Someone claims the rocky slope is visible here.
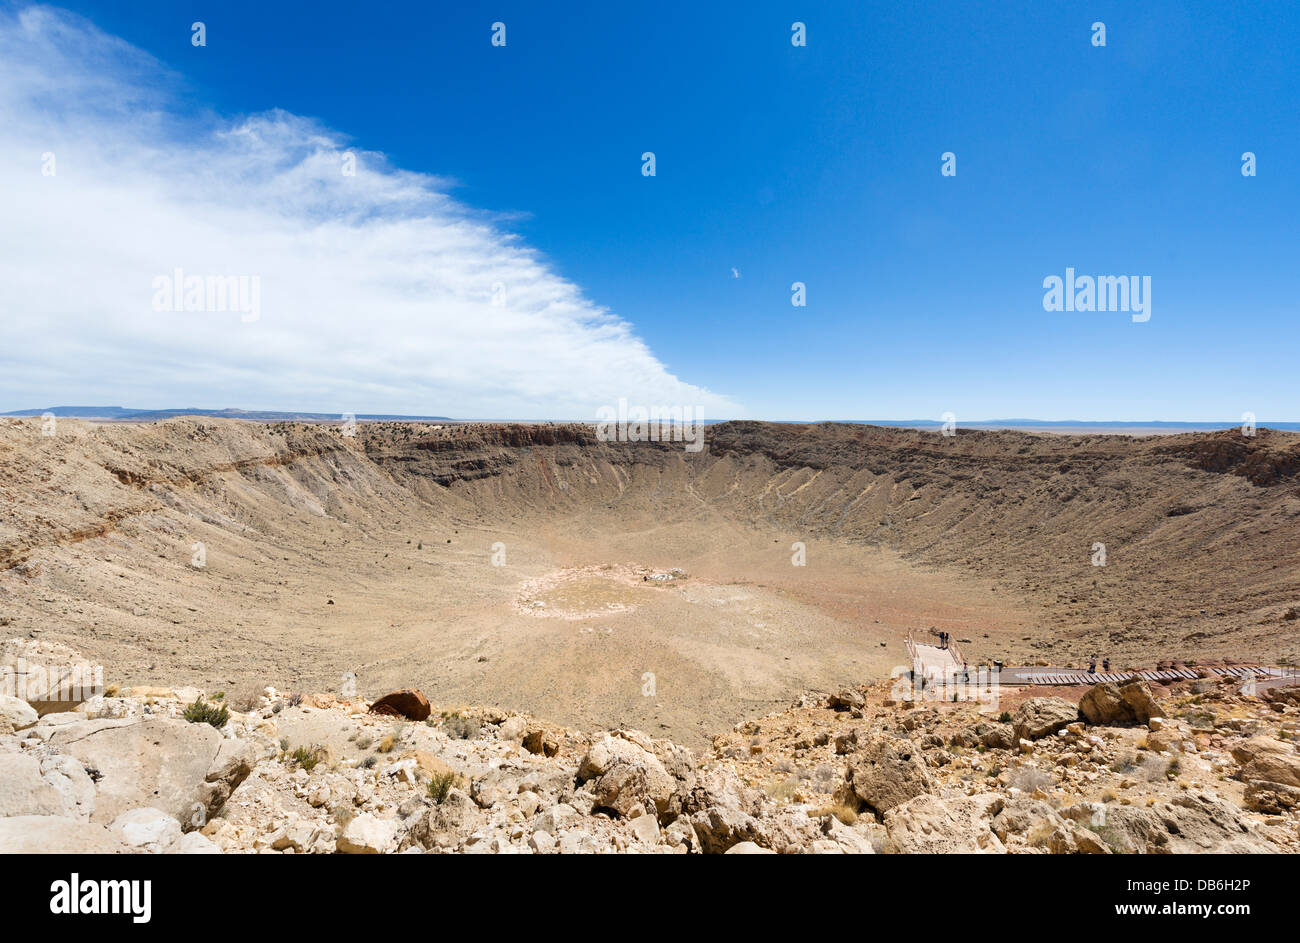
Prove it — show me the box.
[3,639,1298,854]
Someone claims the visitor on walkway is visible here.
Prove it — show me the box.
[1102,658,1110,672]
[1088,655,1097,673]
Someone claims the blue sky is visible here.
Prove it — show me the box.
[5,1,1298,420]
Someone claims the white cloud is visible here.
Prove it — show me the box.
[0,6,738,419]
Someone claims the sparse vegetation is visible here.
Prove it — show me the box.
[229,682,266,713]
[290,745,323,771]
[809,800,858,826]
[427,771,456,803]
[183,697,229,728]
[441,712,479,740]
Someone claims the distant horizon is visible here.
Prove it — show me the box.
[5,404,1298,430]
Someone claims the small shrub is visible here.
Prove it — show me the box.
[360,755,377,769]
[442,712,479,740]
[291,745,322,771]
[427,771,456,804]
[1137,755,1170,782]
[808,801,858,826]
[764,778,799,801]
[183,697,229,729]
[229,682,266,713]
[998,711,1012,724]
[377,735,396,753]
[1027,821,1055,848]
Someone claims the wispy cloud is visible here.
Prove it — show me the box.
[0,6,738,419]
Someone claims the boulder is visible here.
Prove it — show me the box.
[497,715,528,742]
[1243,779,1300,815]
[0,637,100,714]
[0,694,38,731]
[828,689,865,712]
[0,815,132,853]
[724,841,775,854]
[1100,792,1276,854]
[400,750,457,782]
[629,811,661,845]
[820,814,875,854]
[47,718,253,826]
[883,794,1006,853]
[0,753,71,817]
[577,733,676,820]
[1012,697,1078,741]
[38,754,97,819]
[403,789,486,851]
[1232,738,1300,812]
[110,808,183,853]
[1240,749,1300,789]
[844,737,933,815]
[337,813,397,854]
[171,831,222,854]
[683,769,766,854]
[523,727,560,757]
[951,720,1016,750]
[367,689,431,721]
[1079,679,1162,726]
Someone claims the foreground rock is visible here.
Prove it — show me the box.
[45,718,253,826]
[1012,697,1078,741]
[0,640,1295,855]
[843,738,933,816]
[1079,679,1163,726]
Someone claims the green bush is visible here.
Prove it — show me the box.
[427,771,456,804]
[291,745,322,771]
[183,697,229,728]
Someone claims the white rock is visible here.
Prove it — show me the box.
[171,831,222,854]
[630,812,661,845]
[0,753,69,816]
[536,802,578,834]
[0,694,38,731]
[498,715,528,742]
[724,841,775,854]
[0,815,131,853]
[111,808,183,853]
[337,813,396,854]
